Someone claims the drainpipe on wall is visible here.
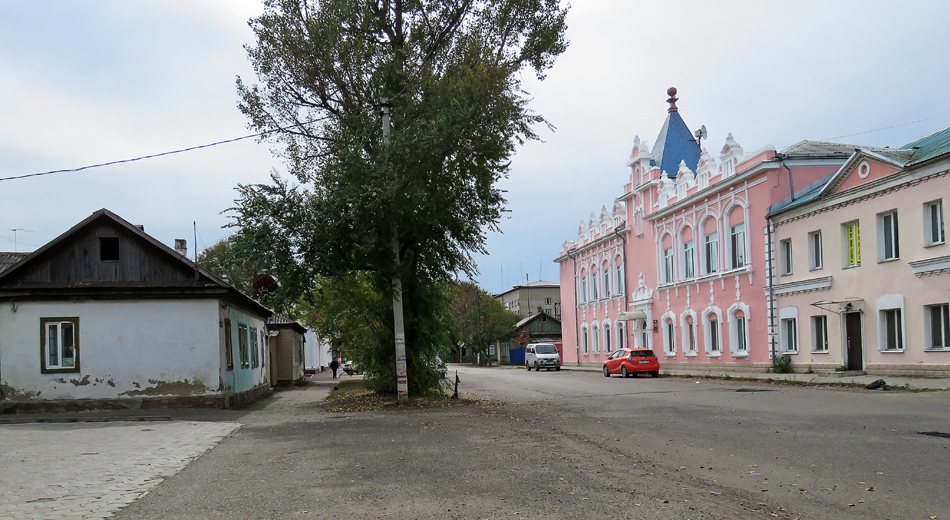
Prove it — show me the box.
[776,154,796,201]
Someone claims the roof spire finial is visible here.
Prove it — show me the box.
[666,87,678,112]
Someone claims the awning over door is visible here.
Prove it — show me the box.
[617,311,647,321]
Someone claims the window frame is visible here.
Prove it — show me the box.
[225,318,234,370]
[238,323,250,369]
[735,316,747,352]
[924,199,945,246]
[662,247,675,284]
[926,303,950,350]
[581,326,589,354]
[881,308,903,351]
[602,265,610,297]
[683,240,695,279]
[730,223,746,269]
[780,238,793,276]
[704,231,719,274]
[808,230,823,270]
[781,318,798,353]
[878,210,900,262]
[40,317,80,374]
[664,317,676,355]
[250,326,260,368]
[812,315,829,353]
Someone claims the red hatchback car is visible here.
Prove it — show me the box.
[603,348,660,378]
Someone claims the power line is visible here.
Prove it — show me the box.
[822,113,950,142]
[0,132,266,182]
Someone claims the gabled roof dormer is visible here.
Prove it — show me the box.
[819,149,907,197]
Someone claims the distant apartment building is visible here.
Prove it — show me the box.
[494,281,561,318]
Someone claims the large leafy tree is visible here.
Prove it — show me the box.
[448,280,519,365]
[231,0,568,395]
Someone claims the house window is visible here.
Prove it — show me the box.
[603,266,610,297]
[781,318,798,353]
[735,316,747,352]
[925,200,945,246]
[250,327,260,368]
[927,303,950,349]
[617,323,625,350]
[579,274,587,303]
[41,317,79,373]
[592,326,600,353]
[808,231,823,270]
[683,240,695,279]
[663,247,674,283]
[604,324,612,353]
[708,316,720,352]
[99,236,119,261]
[686,318,696,352]
[879,211,900,261]
[591,271,599,300]
[780,238,793,276]
[225,319,234,370]
[665,319,676,354]
[238,323,250,368]
[881,309,903,351]
[615,263,624,294]
[704,232,719,274]
[260,330,267,367]
[812,315,829,352]
[730,223,746,269]
[844,221,861,267]
[581,328,589,354]
[544,297,552,305]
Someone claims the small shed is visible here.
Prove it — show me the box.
[267,315,307,385]
[497,310,562,364]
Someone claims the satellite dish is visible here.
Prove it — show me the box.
[694,125,708,148]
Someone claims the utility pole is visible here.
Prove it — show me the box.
[383,99,410,405]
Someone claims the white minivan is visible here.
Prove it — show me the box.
[525,343,561,372]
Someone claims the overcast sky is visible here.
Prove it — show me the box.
[2,0,949,296]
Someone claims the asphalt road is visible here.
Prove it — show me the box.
[460,364,950,520]
[111,366,949,520]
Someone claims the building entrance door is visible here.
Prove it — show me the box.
[844,312,863,371]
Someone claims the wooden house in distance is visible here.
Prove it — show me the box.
[0,208,273,410]
[266,315,307,386]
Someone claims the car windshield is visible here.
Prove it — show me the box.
[535,345,558,354]
[629,350,655,358]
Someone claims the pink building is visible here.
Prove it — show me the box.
[768,127,950,376]
[556,89,854,373]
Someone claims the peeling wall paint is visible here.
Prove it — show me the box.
[0,299,223,400]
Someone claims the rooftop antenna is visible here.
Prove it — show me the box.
[694,125,707,149]
[9,228,32,253]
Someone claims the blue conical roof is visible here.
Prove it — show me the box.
[651,110,700,177]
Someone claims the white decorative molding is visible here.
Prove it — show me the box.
[909,255,950,277]
[772,276,833,297]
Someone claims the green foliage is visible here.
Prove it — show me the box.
[772,354,793,374]
[230,0,568,395]
[447,280,519,365]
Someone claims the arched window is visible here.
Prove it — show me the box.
[703,307,722,355]
[681,311,697,354]
[730,306,749,353]
[590,265,599,300]
[602,261,611,298]
[701,216,720,275]
[726,205,747,269]
[581,326,589,354]
[614,255,624,294]
[662,313,676,355]
[681,226,695,279]
[592,325,600,354]
[660,233,675,284]
[617,322,625,350]
[604,322,612,353]
[579,269,587,303]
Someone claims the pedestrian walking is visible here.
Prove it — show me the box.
[329,358,340,379]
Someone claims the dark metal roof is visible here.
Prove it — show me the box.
[903,126,950,166]
[0,253,28,274]
[651,110,700,177]
[267,314,306,334]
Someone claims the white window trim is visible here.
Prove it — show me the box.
[877,210,900,262]
[780,238,793,276]
[702,227,720,275]
[603,319,613,354]
[924,199,945,247]
[876,294,906,352]
[808,230,823,271]
[842,220,861,268]
[662,311,677,357]
[728,302,751,356]
[682,239,695,280]
[778,307,799,354]
[680,309,698,356]
[41,317,79,372]
[592,325,600,354]
[581,325,589,355]
[702,306,723,357]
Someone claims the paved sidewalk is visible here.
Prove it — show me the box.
[558,364,950,390]
[0,420,241,520]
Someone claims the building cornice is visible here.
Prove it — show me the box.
[909,255,950,278]
[770,276,832,297]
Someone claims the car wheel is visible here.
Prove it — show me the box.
[650,371,659,378]
[621,366,629,378]
[526,363,531,371]
[555,366,561,371]
[535,362,540,372]
[603,365,610,377]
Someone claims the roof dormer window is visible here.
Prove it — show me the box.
[99,236,119,261]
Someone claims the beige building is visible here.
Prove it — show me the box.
[494,281,561,318]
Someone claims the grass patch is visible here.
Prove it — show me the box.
[324,380,491,412]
